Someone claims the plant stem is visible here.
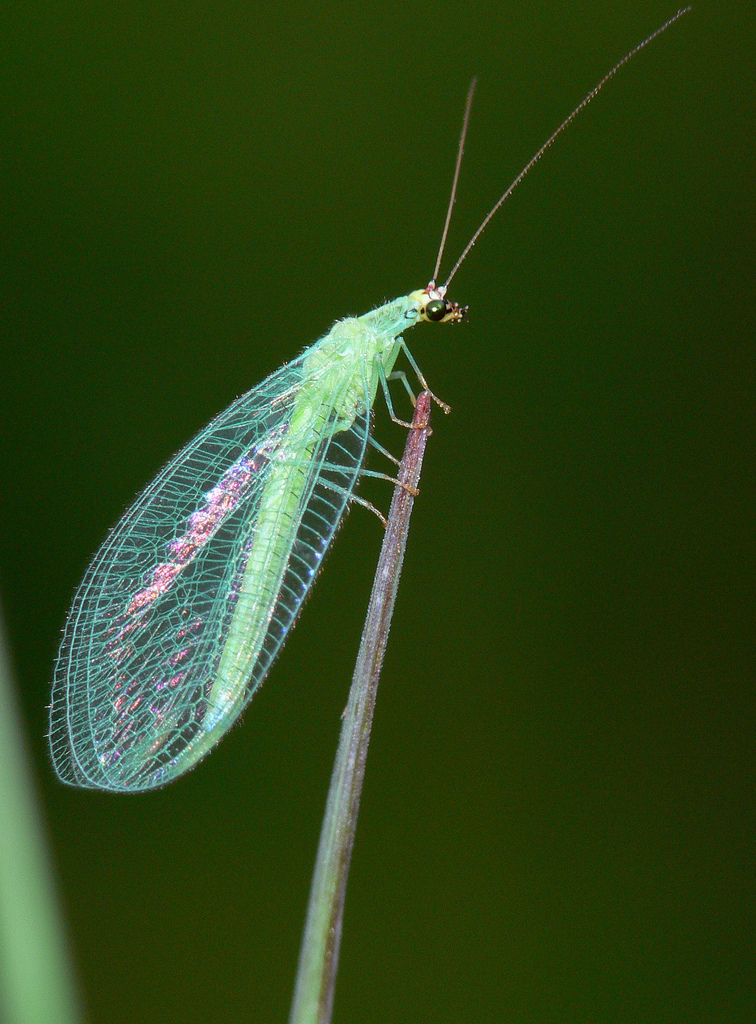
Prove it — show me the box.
[289,390,435,1024]
[0,610,84,1024]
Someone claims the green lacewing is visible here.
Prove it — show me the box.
[50,10,690,791]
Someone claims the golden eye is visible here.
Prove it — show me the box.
[424,299,447,322]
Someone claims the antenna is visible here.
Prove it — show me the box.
[431,78,477,288]
[436,7,691,294]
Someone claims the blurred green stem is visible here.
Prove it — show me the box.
[0,608,84,1024]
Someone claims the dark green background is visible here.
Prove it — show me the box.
[2,2,754,1022]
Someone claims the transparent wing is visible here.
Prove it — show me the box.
[51,352,372,791]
